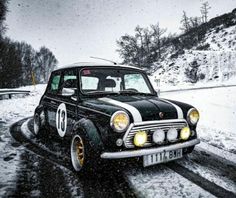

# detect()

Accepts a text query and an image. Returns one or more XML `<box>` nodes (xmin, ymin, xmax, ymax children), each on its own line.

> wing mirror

<box><xmin>62</xmin><ymin>88</ymin><xmax>75</xmax><ymax>97</ymax></box>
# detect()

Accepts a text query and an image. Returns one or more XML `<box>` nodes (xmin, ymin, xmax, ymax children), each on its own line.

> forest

<box><xmin>0</xmin><ymin>0</ymin><xmax>58</xmax><ymax>88</ymax></box>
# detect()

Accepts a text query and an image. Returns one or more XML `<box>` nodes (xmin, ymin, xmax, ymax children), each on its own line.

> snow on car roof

<box><xmin>54</xmin><ymin>62</ymin><xmax>143</xmax><ymax>71</ymax></box>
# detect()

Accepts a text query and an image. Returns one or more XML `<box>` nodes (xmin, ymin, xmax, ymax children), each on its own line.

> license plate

<box><xmin>143</xmin><ymin>149</ymin><xmax>183</xmax><ymax>167</ymax></box>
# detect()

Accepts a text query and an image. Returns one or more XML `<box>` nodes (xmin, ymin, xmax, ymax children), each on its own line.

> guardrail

<box><xmin>160</xmin><ymin>84</ymin><xmax>236</xmax><ymax>93</ymax></box>
<box><xmin>0</xmin><ymin>90</ymin><xmax>30</xmax><ymax>99</ymax></box>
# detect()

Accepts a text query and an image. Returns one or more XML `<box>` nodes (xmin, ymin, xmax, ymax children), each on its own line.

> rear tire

<box><xmin>33</xmin><ymin>111</ymin><xmax>46</xmax><ymax>137</ymax></box>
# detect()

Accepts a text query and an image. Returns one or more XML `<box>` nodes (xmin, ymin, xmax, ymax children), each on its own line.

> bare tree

<box><xmin>180</xmin><ymin>11</ymin><xmax>190</xmax><ymax>33</ymax></box>
<box><xmin>15</xmin><ymin>41</ymin><xmax>36</xmax><ymax>85</ymax></box>
<box><xmin>0</xmin><ymin>0</ymin><xmax>8</xmax><ymax>39</ymax></box>
<box><xmin>201</xmin><ymin>1</ymin><xmax>211</xmax><ymax>23</ymax></box>
<box><xmin>189</xmin><ymin>17</ymin><xmax>202</xmax><ymax>28</ymax></box>
<box><xmin>151</xmin><ymin>23</ymin><xmax>166</xmax><ymax>58</ymax></box>
<box><xmin>117</xmin><ymin>23</ymin><xmax>167</xmax><ymax>67</ymax></box>
<box><xmin>35</xmin><ymin>46</ymin><xmax>58</xmax><ymax>83</ymax></box>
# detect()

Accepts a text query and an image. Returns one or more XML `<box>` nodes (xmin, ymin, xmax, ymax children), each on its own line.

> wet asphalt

<box><xmin>9</xmin><ymin>118</ymin><xmax>137</xmax><ymax>198</ymax></box>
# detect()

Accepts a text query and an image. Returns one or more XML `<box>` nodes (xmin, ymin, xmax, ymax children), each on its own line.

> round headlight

<box><xmin>187</xmin><ymin>108</ymin><xmax>199</xmax><ymax>125</ymax></box>
<box><xmin>110</xmin><ymin>111</ymin><xmax>130</xmax><ymax>132</ymax></box>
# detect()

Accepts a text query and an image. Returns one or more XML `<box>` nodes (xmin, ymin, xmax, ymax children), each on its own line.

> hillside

<box><xmin>152</xmin><ymin>9</ymin><xmax>236</xmax><ymax>86</ymax></box>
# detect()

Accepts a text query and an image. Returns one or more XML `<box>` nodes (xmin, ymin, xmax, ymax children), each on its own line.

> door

<box><xmin>44</xmin><ymin>69</ymin><xmax>78</xmax><ymax>138</ymax></box>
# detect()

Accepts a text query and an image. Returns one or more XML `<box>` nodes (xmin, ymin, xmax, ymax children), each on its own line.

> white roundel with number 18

<box><xmin>56</xmin><ymin>103</ymin><xmax>67</xmax><ymax>137</ymax></box>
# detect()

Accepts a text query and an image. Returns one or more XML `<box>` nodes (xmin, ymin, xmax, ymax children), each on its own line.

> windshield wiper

<box><xmin>119</xmin><ymin>90</ymin><xmax>138</xmax><ymax>95</ymax></box>
<box><xmin>136</xmin><ymin>92</ymin><xmax>156</xmax><ymax>96</ymax></box>
<box><xmin>119</xmin><ymin>90</ymin><xmax>155</xmax><ymax>96</ymax></box>
<box><xmin>85</xmin><ymin>91</ymin><xmax>119</xmax><ymax>95</ymax></box>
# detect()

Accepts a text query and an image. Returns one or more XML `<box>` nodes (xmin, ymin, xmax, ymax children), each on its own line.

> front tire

<box><xmin>70</xmin><ymin>129</ymin><xmax>101</xmax><ymax>173</ymax></box>
<box><xmin>71</xmin><ymin>134</ymin><xmax>85</xmax><ymax>172</ymax></box>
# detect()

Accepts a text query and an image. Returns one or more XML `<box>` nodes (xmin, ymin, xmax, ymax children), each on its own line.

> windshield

<box><xmin>80</xmin><ymin>68</ymin><xmax>154</xmax><ymax>95</ymax></box>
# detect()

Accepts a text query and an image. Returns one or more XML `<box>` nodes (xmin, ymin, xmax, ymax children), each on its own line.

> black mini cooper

<box><xmin>34</xmin><ymin>62</ymin><xmax>200</xmax><ymax>172</ymax></box>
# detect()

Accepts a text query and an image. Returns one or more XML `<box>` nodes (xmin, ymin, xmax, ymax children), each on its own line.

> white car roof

<box><xmin>54</xmin><ymin>62</ymin><xmax>143</xmax><ymax>71</ymax></box>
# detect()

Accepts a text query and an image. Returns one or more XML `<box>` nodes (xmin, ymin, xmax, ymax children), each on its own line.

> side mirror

<box><xmin>62</xmin><ymin>88</ymin><xmax>75</xmax><ymax>97</ymax></box>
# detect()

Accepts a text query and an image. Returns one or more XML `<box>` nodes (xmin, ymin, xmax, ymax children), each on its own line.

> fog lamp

<box><xmin>180</xmin><ymin>127</ymin><xmax>191</xmax><ymax>140</ymax></box>
<box><xmin>134</xmin><ymin>131</ymin><xmax>147</xmax><ymax>147</ymax></box>
<box><xmin>167</xmin><ymin>128</ymin><xmax>178</xmax><ymax>142</ymax></box>
<box><xmin>153</xmin><ymin>129</ymin><xmax>165</xmax><ymax>143</ymax></box>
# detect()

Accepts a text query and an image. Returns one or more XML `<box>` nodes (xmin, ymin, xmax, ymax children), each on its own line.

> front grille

<box><xmin>123</xmin><ymin>119</ymin><xmax>188</xmax><ymax>148</ymax></box>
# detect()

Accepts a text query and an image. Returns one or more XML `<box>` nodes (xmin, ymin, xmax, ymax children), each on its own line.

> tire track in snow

<box><xmin>177</xmin><ymin>149</ymin><xmax>236</xmax><ymax>194</ymax></box>
<box><xmin>167</xmin><ymin>162</ymin><xmax>236</xmax><ymax>198</ymax></box>
<box><xmin>10</xmin><ymin>118</ymin><xmax>236</xmax><ymax>198</ymax></box>
<box><xmin>10</xmin><ymin>118</ymin><xmax>136</xmax><ymax>198</ymax></box>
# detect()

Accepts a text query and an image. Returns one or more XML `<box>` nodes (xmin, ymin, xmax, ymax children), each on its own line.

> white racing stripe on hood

<box><xmin>160</xmin><ymin>99</ymin><xmax>184</xmax><ymax>119</ymax></box>
<box><xmin>98</xmin><ymin>97</ymin><xmax>143</xmax><ymax>122</ymax></box>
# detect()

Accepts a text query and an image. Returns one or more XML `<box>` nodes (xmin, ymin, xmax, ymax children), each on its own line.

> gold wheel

<box><xmin>75</xmin><ymin>137</ymin><xmax>84</xmax><ymax>166</ymax></box>
<box><xmin>71</xmin><ymin>135</ymin><xmax>85</xmax><ymax>171</ymax></box>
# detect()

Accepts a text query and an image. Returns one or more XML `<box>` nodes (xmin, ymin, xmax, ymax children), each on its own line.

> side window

<box><xmin>60</xmin><ymin>69</ymin><xmax>77</xmax><ymax>95</ymax></box>
<box><xmin>51</xmin><ymin>75</ymin><xmax>61</xmax><ymax>91</ymax></box>
<box><xmin>48</xmin><ymin>73</ymin><xmax>61</xmax><ymax>95</ymax></box>
<box><xmin>63</xmin><ymin>71</ymin><xmax>77</xmax><ymax>88</ymax></box>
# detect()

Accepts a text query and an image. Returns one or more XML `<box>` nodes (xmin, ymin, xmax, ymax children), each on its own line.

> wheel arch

<box><xmin>72</xmin><ymin>118</ymin><xmax>104</xmax><ymax>152</ymax></box>
<box><xmin>34</xmin><ymin>104</ymin><xmax>45</xmax><ymax>115</ymax></box>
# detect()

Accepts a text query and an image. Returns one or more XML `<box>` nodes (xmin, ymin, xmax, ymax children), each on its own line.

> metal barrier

<box><xmin>0</xmin><ymin>90</ymin><xmax>30</xmax><ymax>99</ymax></box>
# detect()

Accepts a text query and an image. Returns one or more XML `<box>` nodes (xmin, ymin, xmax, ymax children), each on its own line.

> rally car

<box><xmin>33</xmin><ymin>62</ymin><xmax>200</xmax><ymax>172</ymax></box>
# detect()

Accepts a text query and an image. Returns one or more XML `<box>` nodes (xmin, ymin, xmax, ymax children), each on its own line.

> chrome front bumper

<box><xmin>100</xmin><ymin>138</ymin><xmax>200</xmax><ymax>159</ymax></box>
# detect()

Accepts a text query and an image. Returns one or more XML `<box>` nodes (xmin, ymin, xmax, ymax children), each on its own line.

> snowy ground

<box><xmin>161</xmin><ymin>86</ymin><xmax>236</xmax><ymax>154</ymax></box>
<box><xmin>0</xmin><ymin>83</ymin><xmax>236</xmax><ymax>197</ymax></box>
<box><xmin>0</xmin><ymin>84</ymin><xmax>46</xmax><ymax>123</ymax></box>
<box><xmin>151</xmin><ymin>24</ymin><xmax>236</xmax><ymax>86</ymax></box>
<box><xmin>0</xmin><ymin>84</ymin><xmax>46</xmax><ymax>197</ymax></box>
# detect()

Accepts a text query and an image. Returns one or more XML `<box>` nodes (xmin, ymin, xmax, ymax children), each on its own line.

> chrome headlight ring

<box><xmin>110</xmin><ymin>111</ymin><xmax>130</xmax><ymax>133</ymax></box>
<box><xmin>187</xmin><ymin>108</ymin><xmax>200</xmax><ymax>125</ymax></box>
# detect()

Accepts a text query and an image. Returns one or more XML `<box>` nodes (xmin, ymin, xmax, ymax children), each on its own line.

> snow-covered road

<box><xmin>162</xmin><ymin>86</ymin><xmax>236</xmax><ymax>153</ymax></box>
<box><xmin>0</xmin><ymin>84</ymin><xmax>236</xmax><ymax>197</ymax></box>
<box><xmin>9</xmin><ymin>117</ymin><xmax>236</xmax><ymax>198</ymax></box>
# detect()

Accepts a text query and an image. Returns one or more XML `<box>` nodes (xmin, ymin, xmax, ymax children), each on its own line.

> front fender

<box><xmin>73</xmin><ymin>118</ymin><xmax>104</xmax><ymax>151</ymax></box>
<box><xmin>34</xmin><ymin>105</ymin><xmax>44</xmax><ymax>115</ymax></box>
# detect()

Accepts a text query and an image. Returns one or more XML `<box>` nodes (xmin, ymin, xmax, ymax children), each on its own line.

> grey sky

<box><xmin>6</xmin><ymin>0</ymin><xmax>236</xmax><ymax>66</ymax></box>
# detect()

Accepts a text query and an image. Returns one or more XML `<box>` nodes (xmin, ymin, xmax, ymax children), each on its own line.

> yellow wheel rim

<box><xmin>71</xmin><ymin>135</ymin><xmax>85</xmax><ymax>171</ymax></box>
<box><xmin>75</xmin><ymin>137</ymin><xmax>84</xmax><ymax>166</ymax></box>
